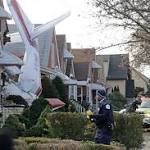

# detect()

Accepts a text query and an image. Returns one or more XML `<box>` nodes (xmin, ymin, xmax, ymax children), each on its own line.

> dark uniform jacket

<box><xmin>92</xmin><ymin>99</ymin><xmax>114</xmax><ymax>129</ymax></box>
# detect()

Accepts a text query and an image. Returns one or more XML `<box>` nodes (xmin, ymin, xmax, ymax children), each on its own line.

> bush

<box><xmin>15</xmin><ymin>138</ymin><xmax>121</xmax><ymax>150</ymax></box>
<box><xmin>22</xmin><ymin>97</ymin><xmax>48</xmax><ymax>128</ymax></box>
<box><xmin>84</xmin><ymin>113</ymin><xmax>143</xmax><ymax>149</ymax></box>
<box><xmin>14</xmin><ymin>139</ymin><xmax>28</xmax><ymax>150</ymax></box>
<box><xmin>25</xmin><ymin>105</ymin><xmax>53</xmax><ymax>137</ymax></box>
<box><xmin>3</xmin><ymin>114</ymin><xmax>25</xmax><ymax>137</ymax></box>
<box><xmin>84</xmin><ymin>121</ymin><xmax>96</xmax><ymax>141</ymax></box>
<box><xmin>108</xmin><ymin>92</ymin><xmax>127</xmax><ymax>111</ymax></box>
<box><xmin>47</xmin><ymin>112</ymin><xmax>87</xmax><ymax>140</ymax></box>
<box><xmin>113</xmin><ymin>113</ymin><xmax>143</xmax><ymax>149</ymax></box>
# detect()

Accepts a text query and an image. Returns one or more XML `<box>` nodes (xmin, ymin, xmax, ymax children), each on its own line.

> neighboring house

<box><xmin>132</xmin><ymin>67</ymin><xmax>149</xmax><ymax>93</ymax></box>
<box><xmin>96</xmin><ymin>54</ymin><xmax>134</xmax><ymax>98</ymax></box>
<box><xmin>72</xmin><ymin>48</ymin><xmax>105</xmax><ymax>106</ymax></box>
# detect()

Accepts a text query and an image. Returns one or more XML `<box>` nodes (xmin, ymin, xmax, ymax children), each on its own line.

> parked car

<box><xmin>136</xmin><ymin>99</ymin><xmax>150</xmax><ymax>128</ymax></box>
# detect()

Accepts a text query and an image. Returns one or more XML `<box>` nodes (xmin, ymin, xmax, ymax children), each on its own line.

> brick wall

<box><xmin>71</xmin><ymin>48</ymin><xmax>96</xmax><ymax>63</ymax></box>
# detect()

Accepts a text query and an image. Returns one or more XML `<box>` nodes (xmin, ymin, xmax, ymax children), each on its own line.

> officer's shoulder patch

<box><xmin>105</xmin><ymin>104</ymin><xmax>110</xmax><ymax>109</ymax></box>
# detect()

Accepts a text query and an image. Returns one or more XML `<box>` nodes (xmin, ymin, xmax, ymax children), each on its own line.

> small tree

<box><xmin>108</xmin><ymin>91</ymin><xmax>127</xmax><ymax>111</ymax></box>
<box><xmin>52</xmin><ymin>76</ymin><xmax>69</xmax><ymax>110</ymax></box>
<box><xmin>52</xmin><ymin>76</ymin><xmax>66</xmax><ymax>100</ymax></box>
<box><xmin>22</xmin><ymin>97</ymin><xmax>48</xmax><ymax>128</ymax></box>
<box><xmin>41</xmin><ymin>76</ymin><xmax>59</xmax><ymax>98</ymax></box>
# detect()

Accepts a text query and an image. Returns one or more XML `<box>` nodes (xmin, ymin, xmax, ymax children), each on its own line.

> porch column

<box><xmin>96</xmin><ymin>90</ymin><xmax>99</xmax><ymax>114</ymax></box>
<box><xmin>89</xmin><ymin>84</ymin><xmax>93</xmax><ymax>106</ymax></box>
<box><xmin>74</xmin><ymin>85</ymin><xmax>77</xmax><ymax>101</ymax></box>
<box><xmin>81</xmin><ymin>86</ymin><xmax>83</xmax><ymax>103</ymax></box>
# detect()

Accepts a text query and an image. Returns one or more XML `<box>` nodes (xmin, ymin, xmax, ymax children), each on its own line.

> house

<box><xmin>71</xmin><ymin>48</ymin><xmax>105</xmax><ymax>106</ymax></box>
<box><xmin>96</xmin><ymin>54</ymin><xmax>150</xmax><ymax>98</ymax></box>
<box><xmin>132</xmin><ymin>67</ymin><xmax>149</xmax><ymax>94</ymax></box>
<box><xmin>96</xmin><ymin>54</ymin><xmax>134</xmax><ymax>98</ymax></box>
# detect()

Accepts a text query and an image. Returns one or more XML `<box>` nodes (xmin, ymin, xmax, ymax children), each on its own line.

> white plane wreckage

<box><xmin>3</xmin><ymin>0</ymin><xmax>70</xmax><ymax>104</ymax></box>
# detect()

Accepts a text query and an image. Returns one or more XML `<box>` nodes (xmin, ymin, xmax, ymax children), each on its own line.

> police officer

<box><xmin>90</xmin><ymin>89</ymin><xmax>114</xmax><ymax>145</ymax></box>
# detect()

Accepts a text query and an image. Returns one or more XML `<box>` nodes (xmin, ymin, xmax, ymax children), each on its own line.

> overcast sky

<box><xmin>4</xmin><ymin>0</ymin><xmax>128</xmax><ymax>53</ymax></box>
<box><xmin>4</xmin><ymin>0</ymin><xmax>150</xmax><ymax>77</ymax></box>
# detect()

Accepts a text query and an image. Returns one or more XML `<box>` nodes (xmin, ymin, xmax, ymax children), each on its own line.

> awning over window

<box><xmin>46</xmin><ymin>98</ymin><xmax>65</xmax><ymax>110</ymax></box>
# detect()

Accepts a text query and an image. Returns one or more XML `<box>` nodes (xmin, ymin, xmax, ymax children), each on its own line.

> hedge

<box><xmin>84</xmin><ymin>113</ymin><xmax>143</xmax><ymax>149</ymax></box>
<box><xmin>14</xmin><ymin>138</ymin><xmax>123</xmax><ymax>150</ymax></box>
<box><xmin>46</xmin><ymin>112</ymin><xmax>87</xmax><ymax>140</ymax></box>
<box><xmin>113</xmin><ymin>113</ymin><xmax>143</xmax><ymax>150</ymax></box>
<box><xmin>3</xmin><ymin>114</ymin><xmax>25</xmax><ymax>137</ymax></box>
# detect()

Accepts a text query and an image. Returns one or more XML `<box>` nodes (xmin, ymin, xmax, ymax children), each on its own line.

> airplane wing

<box><xmin>31</xmin><ymin>11</ymin><xmax>71</xmax><ymax>40</ymax></box>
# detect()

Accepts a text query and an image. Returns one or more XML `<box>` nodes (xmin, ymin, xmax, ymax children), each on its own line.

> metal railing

<box><xmin>70</xmin><ymin>99</ymin><xmax>85</xmax><ymax>113</ymax></box>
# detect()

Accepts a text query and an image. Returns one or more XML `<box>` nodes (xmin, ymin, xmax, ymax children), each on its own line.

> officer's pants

<box><xmin>94</xmin><ymin>127</ymin><xmax>112</xmax><ymax>145</ymax></box>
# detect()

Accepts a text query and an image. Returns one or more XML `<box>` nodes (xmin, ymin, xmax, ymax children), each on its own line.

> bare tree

<box><xmin>88</xmin><ymin>0</ymin><xmax>150</xmax><ymax>67</ymax></box>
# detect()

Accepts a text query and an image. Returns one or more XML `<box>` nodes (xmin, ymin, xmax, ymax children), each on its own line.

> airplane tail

<box><xmin>7</xmin><ymin>0</ymin><xmax>42</xmax><ymax>96</ymax></box>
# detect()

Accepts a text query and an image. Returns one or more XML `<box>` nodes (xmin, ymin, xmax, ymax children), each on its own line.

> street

<box><xmin>142</xmin><ymin>132</ymin><xmax>150</xmax><ymax>150</ymax></box>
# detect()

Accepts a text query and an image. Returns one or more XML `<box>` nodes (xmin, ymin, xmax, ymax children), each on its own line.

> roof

<box><xmin>132</xmin><ymin>67</ymin><xmax>149</xmax><ymax>84</ymax></box>
<box><xmin>64</xmin><ymin>49</ymin><xmax>74</xmax><ymax>59</ymax></box>
<box><xmin>56</xmin><ymin>34</ymin><xmax>66</xmax><ymax>62</ymax></box>
<box><xmin>6</xmin><ymin>24</ymin><xmax>52</xmax><ymax>68</ymax></box>
<box><xmin>107</xmin><ymin>54</ymin><xmax>128</xmax><ymax>80</ymax></box>
<box><xmin>92</xmin><ymin>61</ymin><xmax>102</xmax><ymax>69</ymax></box>
<box><xmin>0</xmin><ymin>6</ymin><xmax>11</xmax><ymax>19</ymax></box>
<box><xmin>6</xmin><ymin>24</ymin><xmax>72</xmax><ymax>68</ymax></box>
<box><xmin>74</xmin><ymin>62</ymin><xmax>89</xmax><ymax>81</ymax></box>
<box><xmin>0</xmin><ymin>51</ymin><xmax>23</xmax><ymax>66</ymax></box>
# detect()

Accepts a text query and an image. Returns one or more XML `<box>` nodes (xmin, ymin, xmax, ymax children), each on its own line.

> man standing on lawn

<box><xmin>90</xmin><ymin>89</ymin><xmax>114</xmax><ymax>145</ymax></box>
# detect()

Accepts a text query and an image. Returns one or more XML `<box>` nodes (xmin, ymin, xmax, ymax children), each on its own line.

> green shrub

<box><xmin>68</xmin><ymin>102</ymin><xmax>76</xmax><ymax>112</ymax></box>
<box><xmin>47</xmin><ymin>112</ymin><xmax>87</xmax><ymax>140</ymax></box>
<box><xmin>108</xmin><ymin>92</ymin><xmax>127</xmax><ymax>111</ymax></box>
<box><xmin>25</xmin><ymin>105</ymin><xmax>53</xmax><ymax>137</ymax></box>
<box><xmin>3</xmin><ymin>114</ymin><xmax>25</xmax><ymax>137</ymax></box>
<box><xmin>84</xmin><ymin>121</ymin><xmax>96</xmax><ymax>141</ymax></box>
<box><xmin>84</xmin><ymin>113</ymin><xmax>143</xmax><ymax>149</ymax></box>
<box><xmin>22</xmin><ymin>97</ymin><xmax>48</xmax><ymax>128</ymax></box>
<box><xmin>113</xmin><ymin>113</ymin><xmax>143</xmax><ymax>149</ymax></box>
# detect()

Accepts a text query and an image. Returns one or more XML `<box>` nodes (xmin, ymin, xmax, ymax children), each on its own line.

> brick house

<box><xmin>71</xmin><ymin>48</ymin><xmax>105</xmax><ymax>106</ymax></box>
